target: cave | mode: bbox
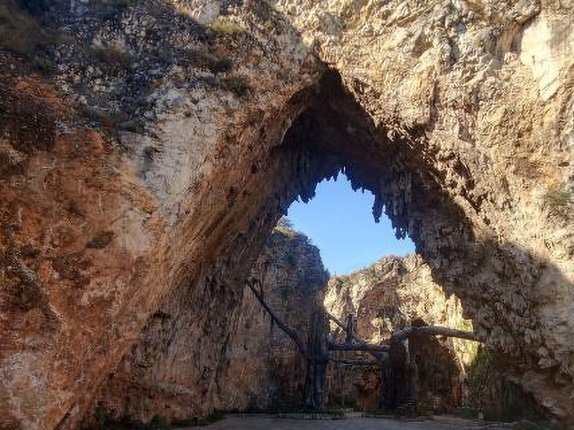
[1,1,573,429]
[87,71,556,425]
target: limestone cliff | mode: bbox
[1,2,322,428]
[1,0,573,428]
[215,228,328,411]
[272,0,574,419]
[325,254,475,412]
[94,228,327,422]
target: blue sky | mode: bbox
[287,175,415,275]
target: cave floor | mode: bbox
[190,414,513,429]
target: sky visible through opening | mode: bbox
[287,174,416,275]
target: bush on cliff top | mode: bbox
[0,0,71,72]
[209,16,244,36]
[542,183,572,219]
[274,217,299,239]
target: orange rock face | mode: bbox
[2,0,574,427]
[0,56,167,429]
[0,4,322,424]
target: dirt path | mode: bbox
[189,414,507,429]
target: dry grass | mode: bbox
[182,49,233,74]
[542,183,572,219]
[0,1,72,72]
[90,44,131,73]
[221,75,252,97]
[81,106,129,130]
[209,16,244,36]
[0,1,42,57]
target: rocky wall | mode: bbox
[93,228,328,422]
[272,0,574,420]
[1,0,574,427]
[325,255,475,412]
[0,1,325,428]
[216,228,328,412]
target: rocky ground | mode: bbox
[196,415,554,430]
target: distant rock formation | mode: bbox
[325,254,475,412]
[216,228,328,412]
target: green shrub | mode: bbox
[209,16,243,36]
[542,183,572,218]
[457,319,473,332]
[275,227,298,239]
[221,75,252,97]
[465,345,491,410]
[277,217,294,229]
[91,45,131,73]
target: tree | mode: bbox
[277,217,294,229]
[245,278,480,413]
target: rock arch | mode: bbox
[1,1,573,428]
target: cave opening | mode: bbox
[85,70,554,427]
[232,70,485,415]
[236,70,546,420]
[285,173,416,275]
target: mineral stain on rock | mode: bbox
[0,0,573,429]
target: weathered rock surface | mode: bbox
[0,2,323,428]
[325,255,475,412]
[272,0,574,420]
[95,228,327,422]
[216,228,328,412]
[1,0,574,428]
